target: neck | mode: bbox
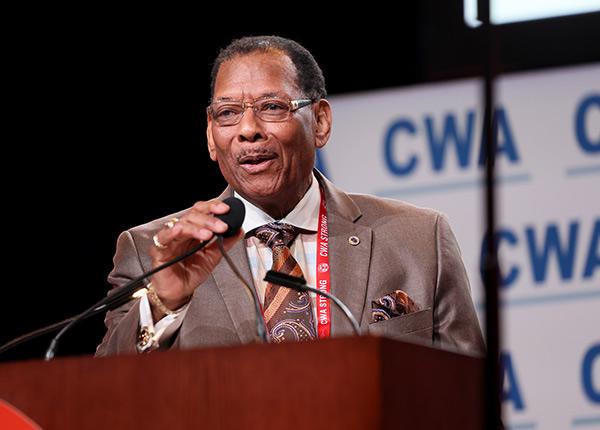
[255,200,297,220]
[242,177,313,220]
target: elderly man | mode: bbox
[96,36,484,356]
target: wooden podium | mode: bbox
[0,336,483,429]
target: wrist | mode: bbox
[146,283,191,317]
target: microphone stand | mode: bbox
[264,270,361,336]
[4,197,247,360]
[5,235,263,359]
[478,0,502,427]
[0,286,141,356]
[43,238,212,360]
[1,240,211,359]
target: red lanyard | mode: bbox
[257,187,331,339]
[316,187,331,338]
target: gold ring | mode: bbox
[164,217,180,229]
[152,233,167,249]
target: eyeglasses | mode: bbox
[208,96,313,127]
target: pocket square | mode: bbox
[371,290,420,323]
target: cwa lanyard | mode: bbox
[315,187,331,338]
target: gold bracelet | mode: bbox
[146,283,175,316]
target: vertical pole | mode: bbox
[477,0,502,428]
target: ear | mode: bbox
[314,99,332,149]
[206,112,218,161]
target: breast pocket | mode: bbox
[367,307,433,343]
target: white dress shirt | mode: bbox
[137,174,321,351]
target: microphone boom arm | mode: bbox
[264,270,361,337]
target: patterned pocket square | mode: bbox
[371,290,420,323]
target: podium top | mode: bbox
[0,336,483,430]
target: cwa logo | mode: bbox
[383,107,520,177]
[481,218,600,288]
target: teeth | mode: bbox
[241,155,274,164]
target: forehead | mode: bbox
[213,51,301,100]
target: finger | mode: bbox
[169,222,215,244]
[181,211,229,235]
[151,198,236,253]
[210,199,232,214]
[190,199,230,217]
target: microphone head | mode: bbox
[216,197,245,237]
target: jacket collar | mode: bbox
[211,169,372,341]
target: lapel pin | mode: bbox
[348,235,360,246]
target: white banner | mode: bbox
[319,64,600,429]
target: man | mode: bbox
[96,36,484,356]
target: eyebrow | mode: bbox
[260,92,283,98]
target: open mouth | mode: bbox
[240,155,274,165]
[239,153,277,164]
[238,152,278,171]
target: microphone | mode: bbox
[263,270,362,337]
[216,197,245,238]
[42,197,246,360]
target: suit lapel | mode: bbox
[210,186,259,344]
[210,238,258,344]
[211,176,373,341]
[317,172,372,337]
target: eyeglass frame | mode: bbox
[207,96,314,127]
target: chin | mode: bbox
[248,185,284,201]
[236,179,281,199]
[244,172,283,190]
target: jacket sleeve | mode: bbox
[433,214,486,356]
[95,230,145,357]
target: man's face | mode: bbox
[207,51,328,216]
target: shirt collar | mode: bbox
[235,173,320,234]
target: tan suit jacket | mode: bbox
[96,172,485,357]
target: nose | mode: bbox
[237,105,267,143]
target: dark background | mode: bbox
[2,4,599,362]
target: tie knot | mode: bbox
[253,222,299,249]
